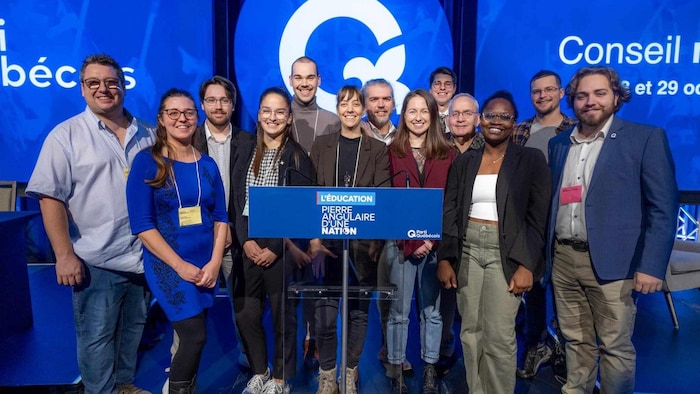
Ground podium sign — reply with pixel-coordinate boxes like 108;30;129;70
248;186;443;240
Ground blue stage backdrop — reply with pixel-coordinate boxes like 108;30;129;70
474;0;700;191
0;0;213;182
233;0;453;124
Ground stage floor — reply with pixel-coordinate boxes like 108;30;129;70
2;264;699;393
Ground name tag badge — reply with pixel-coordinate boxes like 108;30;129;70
560;184;583;205
178;206;203;227
123;168;130;178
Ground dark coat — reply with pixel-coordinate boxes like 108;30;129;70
310;132;390;188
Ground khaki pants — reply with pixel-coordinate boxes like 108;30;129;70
552;243;636;394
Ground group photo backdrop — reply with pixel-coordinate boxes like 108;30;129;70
474;0;700;190
1;0;698;191
0;0;214;182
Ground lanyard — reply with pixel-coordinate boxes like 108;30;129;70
335;135;362;187
171;146;201;208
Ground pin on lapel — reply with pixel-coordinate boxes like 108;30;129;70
610;132;617;139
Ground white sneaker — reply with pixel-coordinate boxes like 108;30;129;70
243;368;271;394
261;379;290;394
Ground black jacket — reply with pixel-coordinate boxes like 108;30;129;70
231;137;313;257
437;141;551;284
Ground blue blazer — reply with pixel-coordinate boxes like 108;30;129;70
546;116;679;281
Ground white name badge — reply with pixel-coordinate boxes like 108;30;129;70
178;206;203;227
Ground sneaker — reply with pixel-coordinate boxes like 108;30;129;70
317;367;338;394
117;384;152;394
244;368;271;394
551;341;567;385
338;366;358;394
261;379;290;394
423;363;438;394
517;342;552;379
390;375;408;394
304;338;320;371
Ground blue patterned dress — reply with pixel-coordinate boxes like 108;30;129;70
127;150;227;321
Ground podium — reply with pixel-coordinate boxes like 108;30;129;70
0;211;39;339
249;186;443;392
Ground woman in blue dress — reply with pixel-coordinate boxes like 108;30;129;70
126;88;228;393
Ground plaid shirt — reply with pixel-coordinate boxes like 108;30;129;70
512;113;577;146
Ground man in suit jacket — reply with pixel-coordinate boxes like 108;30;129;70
194;75;254;368
547;66;678;393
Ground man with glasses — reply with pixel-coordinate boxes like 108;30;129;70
194;75;253;367
429;67;457;135
27;54;155;394
447;93;484;154
513;70;577;151
512;70;577;382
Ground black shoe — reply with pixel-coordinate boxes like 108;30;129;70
517;342;552;379
423;363;438;394
390;375;408;394
435;353;458;377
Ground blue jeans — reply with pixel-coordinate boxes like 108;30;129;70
386;241;442;365
73;263;149;394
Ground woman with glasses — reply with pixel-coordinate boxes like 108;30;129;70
126;88;228;393
309;85;390;394
385;89;455;394
437;90;551;394
233;87;313;394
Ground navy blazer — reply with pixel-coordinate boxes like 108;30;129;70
546;116;679;281
437;141;551;284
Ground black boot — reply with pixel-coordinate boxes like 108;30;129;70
169;376;195;394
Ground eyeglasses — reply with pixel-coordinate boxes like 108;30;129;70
163;109;197;120
482;112;514;122
259;108;289;119
530;86;560;96
82;78;121;90
450;110;477;118
432;81;454;89
203;97;233;105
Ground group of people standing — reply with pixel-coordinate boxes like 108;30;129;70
26;51;678;394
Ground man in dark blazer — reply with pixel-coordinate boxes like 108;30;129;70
547;66;678;393
194;75;254;368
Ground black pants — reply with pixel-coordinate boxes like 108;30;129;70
315;240;378;370
523;280;551;349
233;247;297;379
170;311;207;382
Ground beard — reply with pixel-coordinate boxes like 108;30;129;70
367;112;390;129
576;106;614;130
536;101;558;117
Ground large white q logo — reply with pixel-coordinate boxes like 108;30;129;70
279;0;411;112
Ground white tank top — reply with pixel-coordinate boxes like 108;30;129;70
469;174;498;221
